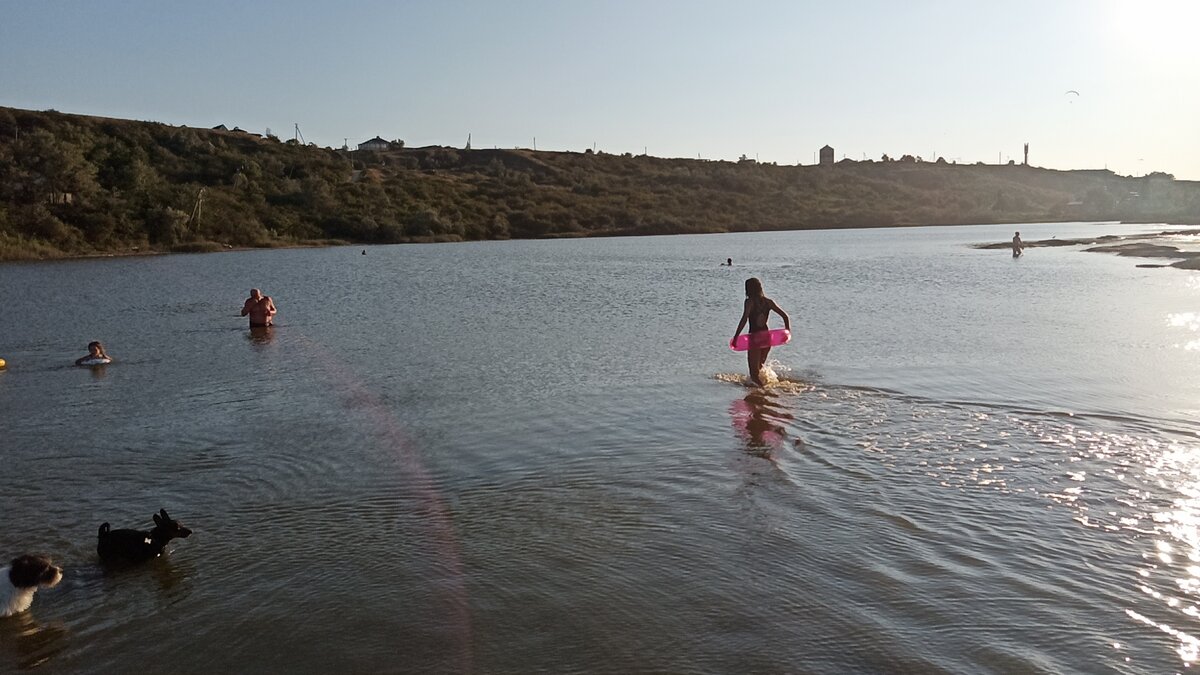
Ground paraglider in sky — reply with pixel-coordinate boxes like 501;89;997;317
1065;90;1080;102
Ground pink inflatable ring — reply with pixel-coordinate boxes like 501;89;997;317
730;328;791;351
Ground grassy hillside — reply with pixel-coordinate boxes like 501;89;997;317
1;106;1198;260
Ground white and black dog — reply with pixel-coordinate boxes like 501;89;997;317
1;555;63;617
97;509;192;565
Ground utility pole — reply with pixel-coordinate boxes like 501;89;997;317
294;123;305;144
187;187;206;230
533;137;536;151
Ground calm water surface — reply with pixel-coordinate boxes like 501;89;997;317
2;222;1200;673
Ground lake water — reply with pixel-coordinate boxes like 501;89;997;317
2;222;1200;673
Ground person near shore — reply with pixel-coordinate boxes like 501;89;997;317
732;277;791;386
724;258;733;266
241;288;277;328
1012;231;1024;258
75;341;111;365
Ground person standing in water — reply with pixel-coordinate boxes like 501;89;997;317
241;288;277;328
1012;231;1024;258
732;277;790;386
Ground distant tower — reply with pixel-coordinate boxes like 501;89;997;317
819;145;834;166
1023;143;1029;166
465;133;471;151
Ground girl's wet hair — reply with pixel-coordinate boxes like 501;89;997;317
745;277;764;298
88;341;101;349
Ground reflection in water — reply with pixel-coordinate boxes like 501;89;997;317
95;550;194;596
87;364;108;380
0;612;69;670
724;375;1200;670
730;390;792;455
1125;441;1200;665
1166;312;1200;351
247;326;275;345
149;557;192;596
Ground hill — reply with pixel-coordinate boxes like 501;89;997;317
1;106;1198;260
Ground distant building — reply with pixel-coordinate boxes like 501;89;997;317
358;136;390;152
819;145;834;166
211;124;228;131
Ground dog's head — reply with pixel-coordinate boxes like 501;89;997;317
152;509;192;541
8;555;63;590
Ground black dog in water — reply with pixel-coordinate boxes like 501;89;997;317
97;509;192;565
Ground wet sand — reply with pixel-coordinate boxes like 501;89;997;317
975;228;1200;270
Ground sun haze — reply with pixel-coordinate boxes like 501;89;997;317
0;0;1195;178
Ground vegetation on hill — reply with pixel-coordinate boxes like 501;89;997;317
1;106;1198;260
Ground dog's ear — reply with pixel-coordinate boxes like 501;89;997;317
159;509;170;521
153;513;162;526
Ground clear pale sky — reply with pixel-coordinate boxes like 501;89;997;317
2;0;1197;178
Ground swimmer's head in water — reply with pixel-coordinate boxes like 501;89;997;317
745;277;764;298
88;341;103;354
250;288;262;300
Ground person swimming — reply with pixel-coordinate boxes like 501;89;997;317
75;341;111;366
732;277;790;386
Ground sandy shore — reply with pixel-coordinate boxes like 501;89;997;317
975;228;1200;270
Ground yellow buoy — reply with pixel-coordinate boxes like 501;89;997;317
0;358;6;369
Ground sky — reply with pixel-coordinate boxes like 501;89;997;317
2;0;1198;178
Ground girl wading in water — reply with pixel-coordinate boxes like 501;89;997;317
732;277;791;386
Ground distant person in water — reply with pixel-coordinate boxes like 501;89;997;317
725;258;733;266
75;341;110;365
1012;231;1024;258
732;277;791;386
241;288;277;328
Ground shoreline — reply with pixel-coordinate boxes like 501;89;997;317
0;238;353;264
4;105;1198;263
974;227;1200;270
2;219;1173;264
